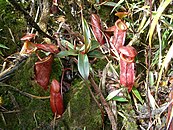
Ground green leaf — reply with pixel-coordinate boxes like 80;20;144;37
132;87;144;104
82;16;91;53
88;50;104;58
149;71;155;86
103;2;117;7
57;50;77;58
161;18;173;30
112;96;128;102
90;40;100;51
0;50;3;56
0;44;9;49
106;88;123;101
78;53;90;80
61;39;74;50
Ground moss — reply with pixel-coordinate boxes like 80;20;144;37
92;58;107;70
0;55;53;129
0;54;103;129
58;79;102;130
0;0;26;56
117;99;138;130
50;57;62;81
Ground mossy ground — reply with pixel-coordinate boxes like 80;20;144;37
58;79;102;130
0;55;52;129
0;55;103;130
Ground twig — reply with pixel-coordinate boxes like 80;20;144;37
33;111;38;127
89;75;117;130
0;55;28;82
2;110;20;114
28;0;35;33
84;80;105;128
8;27;16;43
8;91;21;124
0;112;7;126
85;80;104;112
8;0;54;41
31;6;40;34
0;82;50;99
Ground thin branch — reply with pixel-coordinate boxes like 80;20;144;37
8;0;54;41
8;27;16;43
85;80;104;112
84;80;105;127
89;75;117;130
0;82;50;99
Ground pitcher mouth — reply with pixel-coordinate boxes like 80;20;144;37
120;53;134;63
115;19;127;31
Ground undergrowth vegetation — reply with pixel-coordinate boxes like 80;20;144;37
0;0;173;130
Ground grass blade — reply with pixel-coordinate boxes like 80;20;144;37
148;0;172;47
156;44;173;95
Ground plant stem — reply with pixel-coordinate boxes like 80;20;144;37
0;82;50;99
89;75;117;130
84;80;105;128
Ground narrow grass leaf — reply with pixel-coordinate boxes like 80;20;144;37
156;23;162;69
0;44;9;49
156;44;173;93
132;87;144;104
161;19;173;30
0;51;3;55
112;96;128;102
148;0;172;47
110;0;124;14
137;13;147;32
149;71;155;87
106;88;123;101
103;2;117;7
147;87;157;109
118;111;127;120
